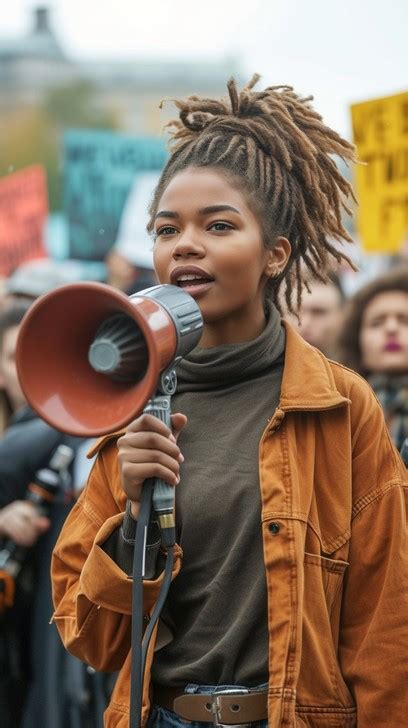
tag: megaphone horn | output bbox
[16,282,203,437]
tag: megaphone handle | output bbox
[143,394,176,547]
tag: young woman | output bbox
[51,77,408,728]
[338,267,408,451]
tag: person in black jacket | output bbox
[0,302,58,527]
[0,300,109,728]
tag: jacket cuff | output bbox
[102,501,162,578]
[79,513,182,614]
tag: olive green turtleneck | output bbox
[152,303,285,688]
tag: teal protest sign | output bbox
[63,129,168,260]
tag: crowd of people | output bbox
[0,255,155,727]
[287,265,408,453]
[0,75,407,728]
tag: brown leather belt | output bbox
[152,685,268,725]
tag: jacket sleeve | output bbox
[338,379,408,725]
[51,438,182,672]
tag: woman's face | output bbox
[153,167,290,347]
[360,290,408,375]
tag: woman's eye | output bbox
[209,221,233,232]
[155,225,177,238]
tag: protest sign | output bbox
[351,90,408,253]
[114,170,161,269]
[0,165,48,276]
[63,129,168,260]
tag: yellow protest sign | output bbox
[351,90,408,253]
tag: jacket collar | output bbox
[279,321,350,412]
[88,320,350,457]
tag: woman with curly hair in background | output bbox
[338,266,408,452]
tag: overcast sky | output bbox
[2,0,407,138]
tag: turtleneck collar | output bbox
[176,302,285,392]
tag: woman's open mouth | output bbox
[177,276,214,296]
[171,268,215,297]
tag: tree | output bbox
[0,81,119,210]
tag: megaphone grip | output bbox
[144,396,175,515]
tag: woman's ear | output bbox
[265,236,291,277]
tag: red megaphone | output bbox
[16,282,203,437]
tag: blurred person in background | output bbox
[0,300,109,728]
[0,259,78,435]
[0,277,9,313]
[0,302,64,506]
[0,300,26,434]
[0,300,55,728]
[0,300,52,544]
[284,271,345,358]
[106,170,160,295]
[337,267,408,451]
[105,248,155,295]
[4,258,86,305]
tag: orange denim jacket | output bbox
[51,323,408,727]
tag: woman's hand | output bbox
[0,500,50,546]
[117,412,187,519]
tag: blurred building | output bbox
[0,5,241,133]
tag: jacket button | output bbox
[269,522,280,535]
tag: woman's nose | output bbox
[384,315,399,334]
[172,230,205,258]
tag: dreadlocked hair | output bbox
[148,74,358,314]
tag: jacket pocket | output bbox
[295,706,357,727]
[304,552,348,615]
[297,553,354,710]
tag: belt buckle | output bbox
[209,688,251,728]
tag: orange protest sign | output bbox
[0,165,48,276]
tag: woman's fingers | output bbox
[171,413,188,441]
[124,413,174,436]
[118,437,182,500]
[121,450,181,484]
[1,503,50,546]
[117,412,187,505]
[124,412,187,442]
[119,431,183,461]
